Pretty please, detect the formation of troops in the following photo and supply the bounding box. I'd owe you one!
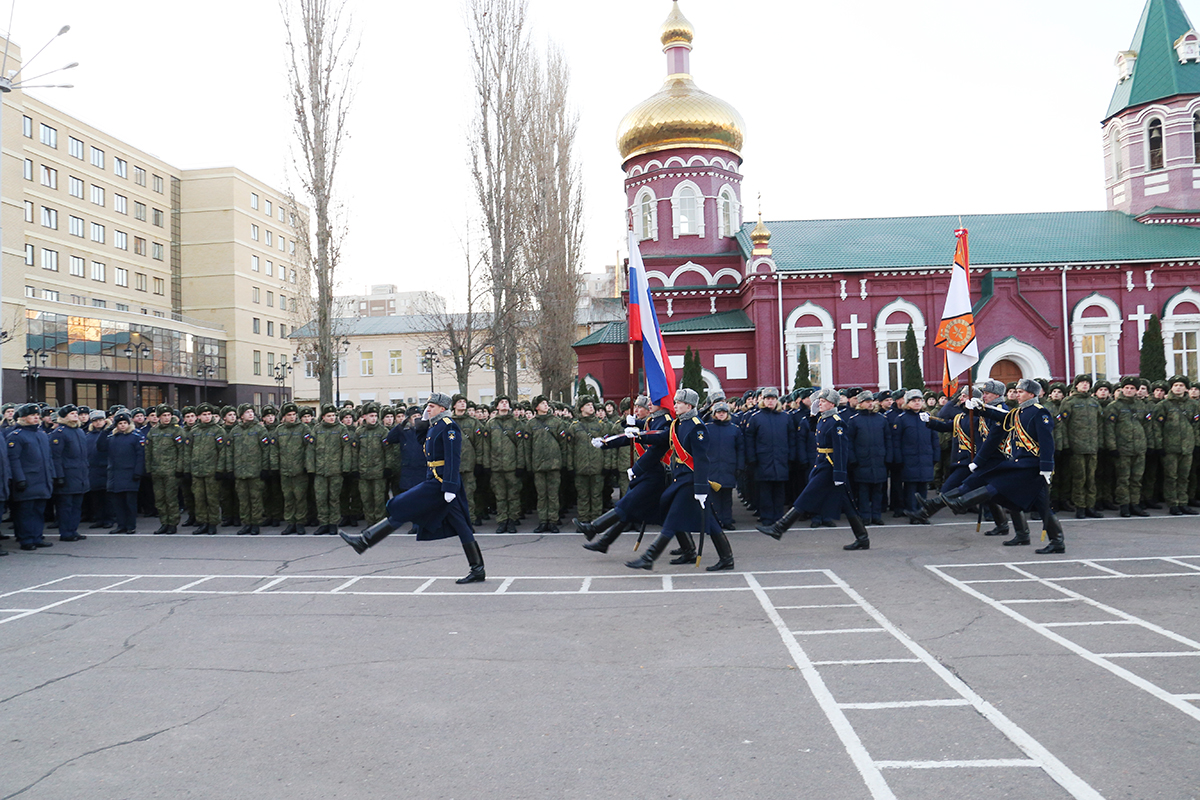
[4,372,1198,579]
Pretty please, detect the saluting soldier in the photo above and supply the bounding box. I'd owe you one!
[340,392,486,584]
[355,403,389,522]
[486,396,525,533]
[260,405,283,526]
[1153,375,1200,515]
[186,403,227,535]
[1104,377,1150,518]
[228,404,271,535]
[144,404,186,534]
[524,395,569,532]
[276,403,312,535]
[308,403,354,535]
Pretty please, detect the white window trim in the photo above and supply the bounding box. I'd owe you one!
[1162,287,1200,372]
[670,180,705,239]
[718,185,739,238]
[634,187,658,241]
[1071,292,1121,380]
[873,298,927,391]
[785,302,835,389]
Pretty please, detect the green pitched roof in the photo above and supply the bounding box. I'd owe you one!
[573,309,755,347]
[735,210,1200,272]
[1105,0,1200,120]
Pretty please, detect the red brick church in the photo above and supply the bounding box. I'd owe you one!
[574,0,1200,397]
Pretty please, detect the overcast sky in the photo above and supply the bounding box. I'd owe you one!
[8,0,1164,307]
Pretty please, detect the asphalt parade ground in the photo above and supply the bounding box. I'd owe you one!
[1,507,1198,799]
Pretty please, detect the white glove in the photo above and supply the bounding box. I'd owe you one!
[624,426,639,438]
[968,462,978,472]
[422,406,432,420]
[1041,471,1053,485]
[627,467,635,480]
[694,493,707,507]
[626,414,637,426]
[443,491,456,503]
[810,404,819,416]
[834,480,844,486]
[919,412,930,423]
[966,397,982,410]
[590,437,603,448]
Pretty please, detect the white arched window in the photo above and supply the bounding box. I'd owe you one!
[1071,293,1121,381]
[786,302,834,388]
[1110,125,1124,181]
[975,337,1053,382]
[634,188,658,241]
[718,186,738,237]
[1162,288,1200,378]
[1147,117,1165,171]
[873,298,926,390]
[671,181,705,238]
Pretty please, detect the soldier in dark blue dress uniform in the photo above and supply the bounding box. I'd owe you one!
[757,388,872,551]
[623,388,735,572]
[7,403,55,550]
[340,393,486,584]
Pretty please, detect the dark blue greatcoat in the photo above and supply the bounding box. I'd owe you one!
[605,409,672,525]
[0,430,11,503]
[790,408,815,469]
[790,411,859,519]
[961,400,1056,511]
[104,429,146,493]
[50,424,91,495]
[894,409,938,483]
[636,412,721,534]
[384,412,474,542]
[745,407,794,482]
[704,417,743,490]
[386,421,427,492]
[85,426,109,491]
[848,409,889,484]
[7,423,54,501]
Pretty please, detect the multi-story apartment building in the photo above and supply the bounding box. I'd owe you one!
[1,37,308,410]
[331,285,446,318]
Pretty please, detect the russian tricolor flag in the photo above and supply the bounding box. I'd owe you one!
[628,230,677,406]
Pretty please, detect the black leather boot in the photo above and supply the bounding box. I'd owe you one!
[705,529,735,571]
[1035,513,1065,554]
[236,525,252,536]
[757,506,800,540]
[294,525,307,535]
[1119,504,1131,518]
[1130,504,1149,517]
[917,491,950,519]
[625,531,671,570]
[983,504,1010,536]
[456,540,486,584]
[1003,511,1030,546]
[668,530,697,564]
[843,514,870,550]
[944,487,992,515]
[340,517,398,555]
[583,521,627,553]
[575,508,619,539]
[250,525,260,536]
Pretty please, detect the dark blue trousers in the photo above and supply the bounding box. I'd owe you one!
[13,499,47,545]
[55,493,84,539]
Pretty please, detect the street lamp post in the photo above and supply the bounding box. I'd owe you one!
[124,342,150,407]
[197,361,215,405]
[0,21,78,406]
[423,349,438,395]
[273,362,293,403]
[335,338,351,405]
[21,348,49,402]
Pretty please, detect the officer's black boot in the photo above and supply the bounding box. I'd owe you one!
[757,506,800,540]
[916,489,953,520]
[944,487,992,515]
[575,508,619,539]
[668,531,697,564]
[1035,513,1065,554]
[843,514,870,550]
[340,517,398,555]
[456,540,486,584]
[705,529,735,571]
[583,521,627,553]
[1003,511,1031,546]
[983,504,1010,536]
[625,531,671,570]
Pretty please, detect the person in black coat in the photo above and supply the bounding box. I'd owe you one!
[705,401,743,529]
[83,411,114,528]
[49,405,90,542]
[0,423,10,554]
[745,387,795,526]
[102,411,147,534]
[6,403,55,550]
[848,391,889,526]
[893,389,939,519]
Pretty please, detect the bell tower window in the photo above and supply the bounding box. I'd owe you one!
[1148,118,1164,171]
[635,188,658,241]
[671,181,705,239]
[1193,114,1200,164]
[719,187,737,237]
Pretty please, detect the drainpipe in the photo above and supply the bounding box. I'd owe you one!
[1061,264,1071,382]
[777,272,786,392]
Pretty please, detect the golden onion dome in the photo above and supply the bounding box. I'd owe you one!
[660,2,694,48]
[750,215,771,246]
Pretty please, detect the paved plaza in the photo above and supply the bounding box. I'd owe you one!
[1,509,1197,799]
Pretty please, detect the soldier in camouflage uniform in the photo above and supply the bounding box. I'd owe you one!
[338,408,362,526]
[1103,376,1149,517]
[1142,380,1167,507]
[218,405,240,526]
[185,403,227,535]
[1043,383,1068,510]
[569,396,609,525]
[355,403,389,522]
[145,404,185,534]
[486,396,524,533]
[1153,375,1200,515]
[179,406,198,525]
[308,403,355,534]
[1092,380,1118,510]
[524,395,569,532]
[276,402,312,535]
[1058,375,1103,519]
[451,396,480,523]
[228,403,271,535]
[260,405,283,526]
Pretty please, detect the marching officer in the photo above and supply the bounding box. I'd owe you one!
[7,403,55,550]
[144,405,186,534]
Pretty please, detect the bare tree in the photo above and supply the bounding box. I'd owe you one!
[523,44,584,401]
[415,232,495,396]
[467,0,533,399]
[282,0,357,405]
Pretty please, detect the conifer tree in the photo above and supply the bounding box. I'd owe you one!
[901,323,924,389]
[681,346,705,401]
[1140,314,1167,381]
[794,347,811,389]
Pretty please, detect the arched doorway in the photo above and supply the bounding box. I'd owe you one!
[990,359,1022,385]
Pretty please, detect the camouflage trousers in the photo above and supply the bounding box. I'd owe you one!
[575,473,605,524]
[1113,452,1145,506]
[533,470,560,524]
[152,474,180,525]
[281,474,309,524]
[193,476,221,525]
[235,478,264,525]
[492,470,520,523]
[313,474,344,526]
[1162,452,1194,506]
[358,477,388,523]
[1070,452,1098,509]
[458,471,476,521]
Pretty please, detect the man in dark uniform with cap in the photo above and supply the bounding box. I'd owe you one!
[48,405,89,542]
[6,403,55,550]
[340,392,485,584]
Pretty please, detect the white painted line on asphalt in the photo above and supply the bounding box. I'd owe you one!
[1078,560,1127,576]
[1002,598,1079,604]
[0,574,78,598]
[252,577,288,593]
[876,759,1040,770]
[790,628,886,636]
[1042,620,1138,627]
[0,577,141,625]
[578,577,592,593]
[1094,651,1200,659]
[662,575,672,591]
[174,576,216,592]
[811,659,922,666]
[412,578,437,593]
[495,577,516,594]
[838,699,971,710]
[331,577,362,593]
[775,603,859,609]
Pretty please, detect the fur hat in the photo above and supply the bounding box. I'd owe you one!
[903,389,924,403]
[428,392,453,409]
[1017,378,1044,396]
[976,378,1006,397]
[674,387,699,407]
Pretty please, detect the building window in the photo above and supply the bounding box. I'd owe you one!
[636,189,657,240]
[91,185,105,206]
[149,208,162,227]
[134,166,146,186]
[1071,294,1122,381]
[153,277,164,295]
[25,285,35,298]
[480,347,494,371]
[40,123,57,148]
[266,260,273,277]
[42,249,59,271]
[290,269,297,283]
[25,245,34,266]
[253,287,261,303]
[251,224,259,241]
[253,350,262,375]
[152,174,163,193]
[279,236,285,252]
[43,289,59,302]
[68,136,83,158]
[24,158,32,180]
[116,303,128,311]
[70,216,84,237]
[1080,334,1107,379]
[41,206,57,229]
[253,317,261,334]
[114,194,127,214]
[152,243,163,260]
[90,222,105,243]
[251,193,259,210]
[114,157,127,178]
[305,354,318,378]
[40,165,57,188]
[719,187,738,237]
[69,256,85,277]
[389,350,403,374]
[134,237,146,255]
[92,261,107,281]
[267,321,275,337]
[90,146,104,168]
[153,311,165,318]
[1148,118,1165,171]
[264,199,272,216]
[23,116,32,137]
[280,325,287,337]
[265,230,273,247]
[279,293,286,309]
[114,231,128,250]
[70,294,84,306]
[115,267,128,287]
[290,241,296,255]
[671,182,704,238]
[252,255,260,272]
[69,176,83,198]
[92,299,106,308]
[135,273,147,292]
[1173,330,1199,376]
[267,291,274,307]
[361,351,374,376]
[24,201,32,222]
[134,201,146,220]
